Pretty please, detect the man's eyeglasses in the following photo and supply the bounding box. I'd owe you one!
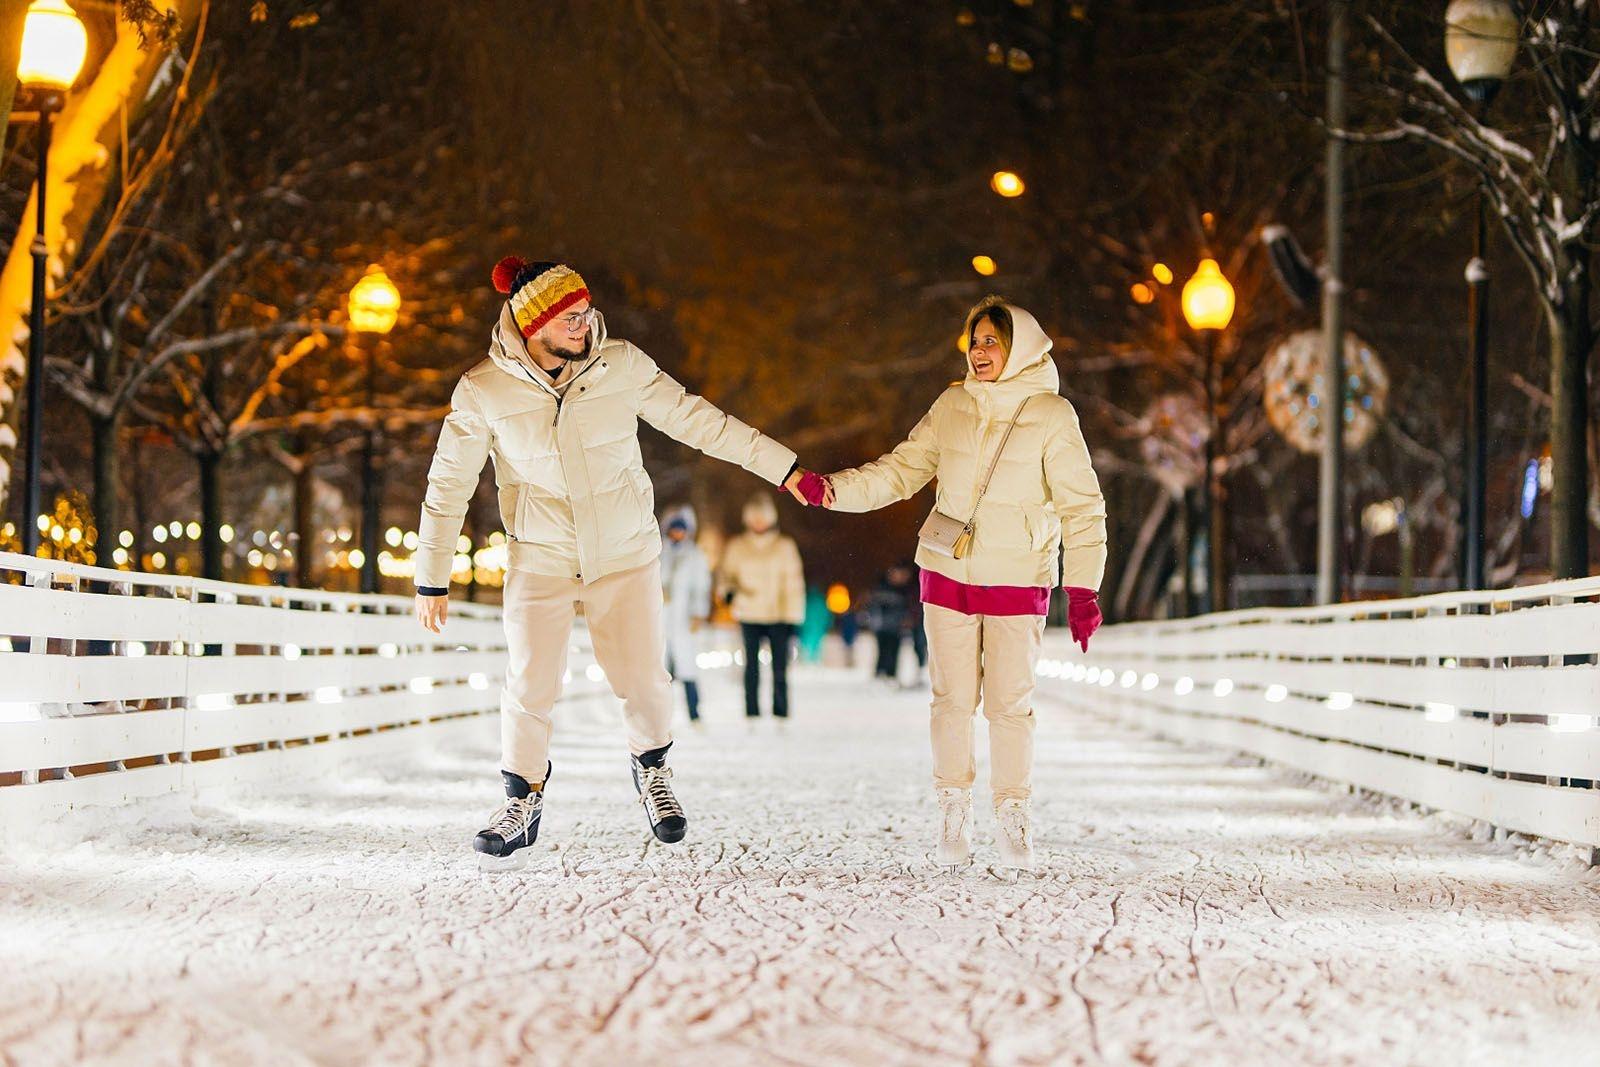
[554,307,596,334]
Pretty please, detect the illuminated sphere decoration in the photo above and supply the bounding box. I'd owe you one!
[1263,330,1389,453]
[1140,392,1208,494]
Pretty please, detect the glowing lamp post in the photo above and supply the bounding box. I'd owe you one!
[348,267,400,593]
[1446,0,1517,590]
[16,0,87,556]
[1182,258,1235,614]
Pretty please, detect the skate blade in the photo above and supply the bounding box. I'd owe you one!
[476,850,532,873]
[928,852,972,874]
[985,863,1037,882]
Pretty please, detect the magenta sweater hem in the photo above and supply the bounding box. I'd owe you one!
[920,570,1049,617]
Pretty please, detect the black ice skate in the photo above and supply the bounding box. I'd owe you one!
[630,744,687,844]
[473,765,550,872]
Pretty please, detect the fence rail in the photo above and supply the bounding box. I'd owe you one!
[1040,575,1600,854]
[0,552,590,835]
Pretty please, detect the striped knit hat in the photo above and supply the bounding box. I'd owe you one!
[492,257,591,338]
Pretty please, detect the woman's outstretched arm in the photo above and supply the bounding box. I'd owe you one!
[827,399,943,513]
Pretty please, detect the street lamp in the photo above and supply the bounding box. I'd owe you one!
[1182,258,1235,614]
[15,0,87,556]
[1445,0,1517,591]
[348,266,400,594]
[989,170,1026,198]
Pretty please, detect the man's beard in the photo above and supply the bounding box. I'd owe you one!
[537,334,592,363]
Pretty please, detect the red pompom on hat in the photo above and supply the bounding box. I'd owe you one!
[492,256,527,295]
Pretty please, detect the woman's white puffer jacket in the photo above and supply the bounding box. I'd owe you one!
[828,304,1106,590]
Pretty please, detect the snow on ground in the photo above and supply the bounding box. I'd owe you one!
[2,660,1598,1067]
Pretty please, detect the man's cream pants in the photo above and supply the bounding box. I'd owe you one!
[924,603,1045,805]
[499,560,674,783]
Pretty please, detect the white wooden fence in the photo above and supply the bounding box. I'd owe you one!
[1039,575,1600,855]
[0,552,599,836]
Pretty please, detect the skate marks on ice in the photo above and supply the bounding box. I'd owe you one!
[1,672,1598,1067]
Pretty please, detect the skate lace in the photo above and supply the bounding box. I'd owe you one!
[998,803,1030,849]
[637,765,683,821]
[487,795,540,838]
[938,792,969,842]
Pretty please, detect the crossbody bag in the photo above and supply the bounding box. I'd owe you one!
[917,396,1032,560]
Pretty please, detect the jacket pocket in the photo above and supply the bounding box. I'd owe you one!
[1025,509,1058,551]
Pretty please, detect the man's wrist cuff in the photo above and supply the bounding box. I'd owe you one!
[417,585,448,597]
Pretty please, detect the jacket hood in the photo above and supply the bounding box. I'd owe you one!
[661,504,698,537]
[963,301,1060,399]
[488,301,609,387]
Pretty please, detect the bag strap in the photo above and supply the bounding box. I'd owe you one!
[965,395,1032,526]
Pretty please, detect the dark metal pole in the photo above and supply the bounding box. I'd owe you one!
[1180,488,1196,617]
[21,101,54,557]
[360,336,380,594]
[1206,331,1229,612]
[1317,0,1348,606]
[1201,331,1218,614]
[1464,187,1490,590]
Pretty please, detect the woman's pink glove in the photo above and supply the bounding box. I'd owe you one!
[1065,587,1101,652]
[795,470,831,507]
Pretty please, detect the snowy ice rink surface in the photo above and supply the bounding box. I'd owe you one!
[2,664,1598,1067]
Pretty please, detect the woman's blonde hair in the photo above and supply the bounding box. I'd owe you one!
[964,294,1013,355]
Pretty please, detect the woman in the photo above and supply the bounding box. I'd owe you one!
[716,494,806,728]
[820,296,1106,871]
[660,505,712,728]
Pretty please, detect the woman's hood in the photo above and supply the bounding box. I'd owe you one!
[964,302,1060,395]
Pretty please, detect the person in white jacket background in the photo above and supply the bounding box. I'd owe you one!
[412,257,819,867]
[819,295,1107,872]
[716,494,807,726]
[659,505,711,728]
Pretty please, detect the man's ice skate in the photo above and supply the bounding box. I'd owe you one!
[473,766,548,872]
[934,786,972,870]
[631,745,687,844]
[994,797,1035,872]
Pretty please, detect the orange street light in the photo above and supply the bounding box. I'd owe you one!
[1181,258,1235,332]
[990,170,1026,198]
[348,265,401,334]
[18,0,87,92]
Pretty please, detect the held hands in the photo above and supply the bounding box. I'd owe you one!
[1065,587,1102,653]
[781,467,835,508]
[415,593,449,634]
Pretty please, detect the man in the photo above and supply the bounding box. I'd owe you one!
[414,257,818,869]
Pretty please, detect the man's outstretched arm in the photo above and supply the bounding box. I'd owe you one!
[634,345,798,487]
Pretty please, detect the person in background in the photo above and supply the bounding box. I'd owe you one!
[717,494,805,727]
[799,583,831,664]
[660,505,711,729]
[866,561,917,684]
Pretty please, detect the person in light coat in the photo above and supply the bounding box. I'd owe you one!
[717,494,806,725]
[413,257,818,865]
[659,505,711,726]
[819,295,1107,871]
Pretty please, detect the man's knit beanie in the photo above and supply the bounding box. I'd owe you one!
[492,257,590,338]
